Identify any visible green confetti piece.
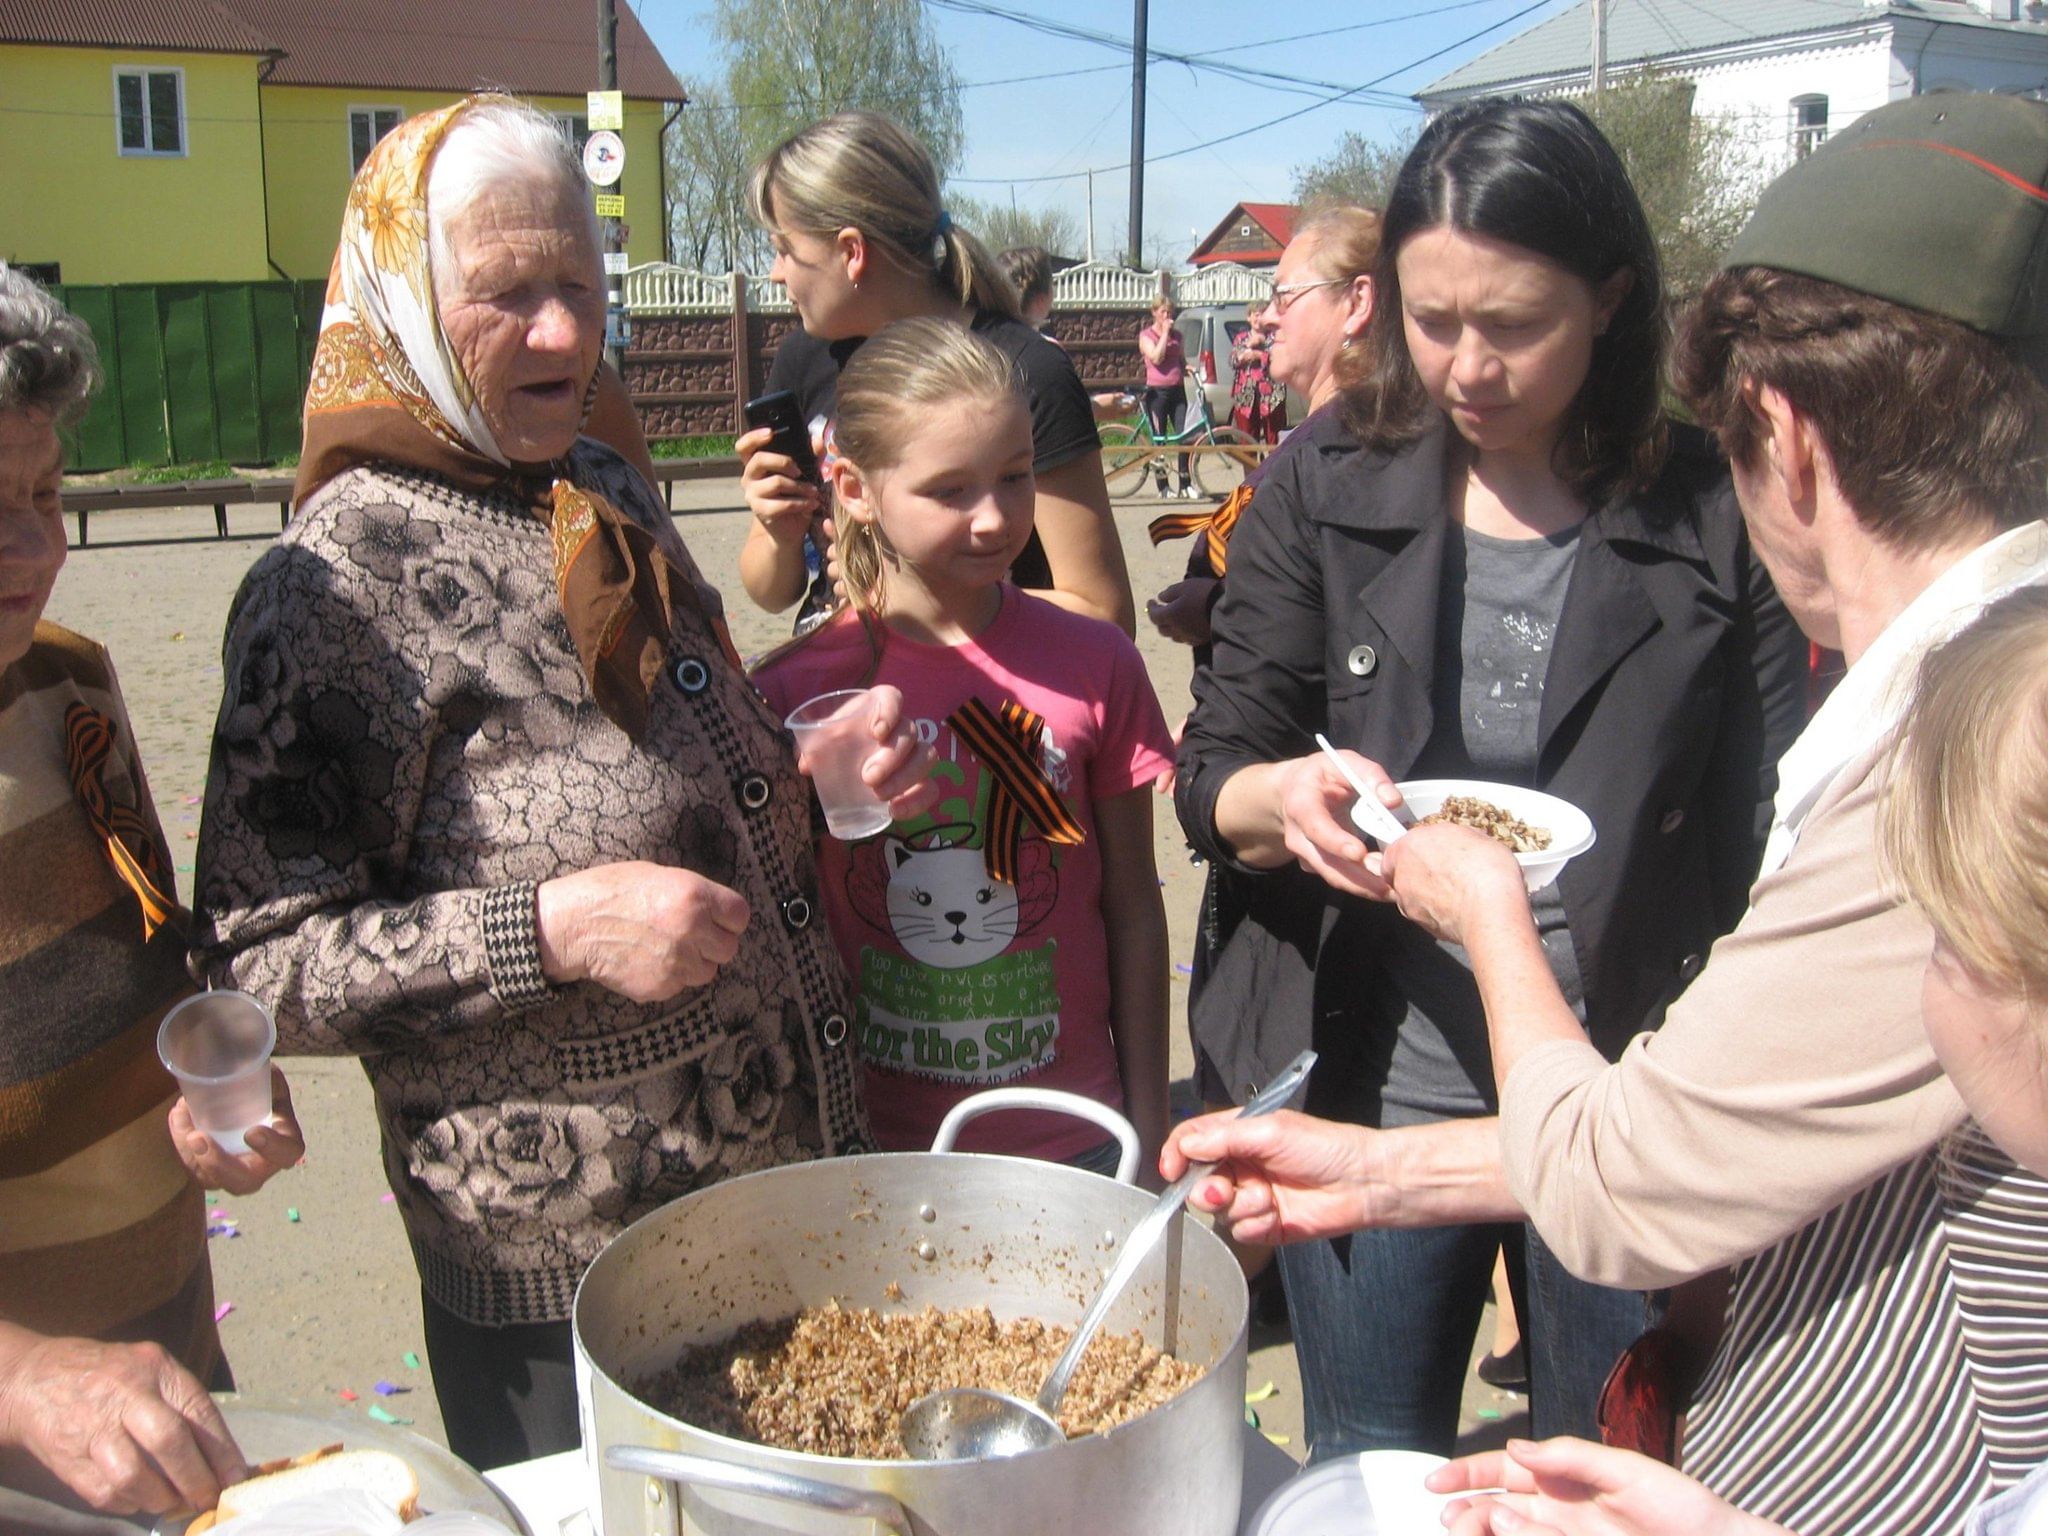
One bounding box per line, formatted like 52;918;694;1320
1245;1407;1261;1429
1477;1408;1503;1420
286;1207;300;1223
205;1195;219;1207
366;1404;412;1426
402;1351;421;1370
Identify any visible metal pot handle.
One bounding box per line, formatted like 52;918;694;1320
929;1089;1142;1184
605;1444;913;1535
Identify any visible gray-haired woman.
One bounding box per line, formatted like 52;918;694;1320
190;97;930;1467
0;270;303;1531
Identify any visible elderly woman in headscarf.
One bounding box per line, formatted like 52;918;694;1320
191;95;929;1469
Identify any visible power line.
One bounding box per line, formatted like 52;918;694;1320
949;0;1560;185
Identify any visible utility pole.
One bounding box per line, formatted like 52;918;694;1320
1590;0;1608;93
1127;0;1147;269
1086;169;1096;263
598;0;623;373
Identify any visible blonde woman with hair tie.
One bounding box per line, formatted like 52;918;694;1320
736;112;1135;637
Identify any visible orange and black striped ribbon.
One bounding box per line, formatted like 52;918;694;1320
63;702;178;942
945;697;1086;885
1146;481;1253;577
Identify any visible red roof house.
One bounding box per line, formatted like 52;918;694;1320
1189;202;1298;268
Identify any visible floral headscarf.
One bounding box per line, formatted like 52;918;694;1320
296;96;681;740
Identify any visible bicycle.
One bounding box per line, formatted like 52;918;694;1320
1098;385;1259;501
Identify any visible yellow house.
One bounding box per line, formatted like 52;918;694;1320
1;0;685;286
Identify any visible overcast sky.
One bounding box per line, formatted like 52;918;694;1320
636;0;1582;264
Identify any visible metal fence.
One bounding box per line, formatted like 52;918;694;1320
620;260;1274;316
55;280;323;473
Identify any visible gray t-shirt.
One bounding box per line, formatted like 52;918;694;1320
1378;523;1589;1126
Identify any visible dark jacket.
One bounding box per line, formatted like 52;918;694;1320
1175;412;1808;1125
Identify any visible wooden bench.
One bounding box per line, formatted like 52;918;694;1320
645;454;741;513
63;476;296;548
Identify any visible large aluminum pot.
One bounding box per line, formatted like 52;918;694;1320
574;1091;1250;1536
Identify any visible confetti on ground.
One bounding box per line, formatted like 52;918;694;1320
1263;1433;1292;1447
170;631;186;641
338;1389;358;1403
286;1207;300;1223
183;796;200;805
402;1351;421;1370
1245;1382;1278;1404
379;1192;396;1204
205;1195;219;1207
1173;963;1193;975
214;1302;234;1322
366;1405;412;1426
1477;1408;1503;1420
177;864;193;873
374;1381;405;1396
1245;1408;1260;1429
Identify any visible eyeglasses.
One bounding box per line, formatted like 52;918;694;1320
1267;277;1344;316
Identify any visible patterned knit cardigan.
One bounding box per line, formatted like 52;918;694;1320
192;443;871;1325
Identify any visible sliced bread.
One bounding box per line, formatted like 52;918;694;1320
192;1446;420;1529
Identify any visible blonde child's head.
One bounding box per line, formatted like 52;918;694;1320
829;316;1033;617
1884;585;2048;999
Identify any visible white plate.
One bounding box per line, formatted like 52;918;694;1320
1368;779;1595;893
1245;1448;1451;1535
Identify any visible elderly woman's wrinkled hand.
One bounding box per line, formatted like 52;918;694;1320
1273;750;1398;901
170;1066;305;1197
1429;1438;1786;1536
534;864;752;1004
737;425;823;541
1380;824;1530;948
1160;1109;1383;1246
0;1324;246;1516
855;684;944;822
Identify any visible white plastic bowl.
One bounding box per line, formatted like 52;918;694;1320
1360;779;1595;893
1247;1448;1452;1535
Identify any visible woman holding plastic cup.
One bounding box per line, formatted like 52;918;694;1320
0;266;303;1531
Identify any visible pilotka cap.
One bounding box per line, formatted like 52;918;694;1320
1727;92;2048;368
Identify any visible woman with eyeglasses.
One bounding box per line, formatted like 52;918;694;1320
1172;99;1807;1458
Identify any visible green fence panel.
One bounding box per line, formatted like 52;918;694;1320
158;286;223;464
51;286;127;472
110;287;172;469
206;287;264;465
250;284;306;460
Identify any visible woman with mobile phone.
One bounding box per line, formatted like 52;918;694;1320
735;112;1135;636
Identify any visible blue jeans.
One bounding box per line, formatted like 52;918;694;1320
1277;1221;1651;1461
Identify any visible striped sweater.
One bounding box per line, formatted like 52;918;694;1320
0;622;218;1377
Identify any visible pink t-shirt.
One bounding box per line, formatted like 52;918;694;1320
1142;323;1185;389
754;591;1175;1160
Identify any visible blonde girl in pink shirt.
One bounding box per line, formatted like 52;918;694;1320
754;316;1175;1179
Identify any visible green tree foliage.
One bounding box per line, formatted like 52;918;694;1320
665;0;965;273
947;194;1083;262
1288;76;1761;299
1292;127;1417;215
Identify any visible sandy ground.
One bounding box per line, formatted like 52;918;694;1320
41;481;1527;1477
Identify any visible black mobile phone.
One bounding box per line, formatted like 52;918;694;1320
743;389;823;486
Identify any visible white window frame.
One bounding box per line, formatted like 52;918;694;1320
113;65;187;158
1791;94;1829;161
347;104;405;173
553;112;591;156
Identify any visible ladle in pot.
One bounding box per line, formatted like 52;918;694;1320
900;1049;1317;1462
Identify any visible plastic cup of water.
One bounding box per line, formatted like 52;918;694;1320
785;688;894;841
157;990;276;1154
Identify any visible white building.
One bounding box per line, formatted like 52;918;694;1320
1418;0;2048;178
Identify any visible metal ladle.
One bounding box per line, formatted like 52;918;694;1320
900;1049;1317;1462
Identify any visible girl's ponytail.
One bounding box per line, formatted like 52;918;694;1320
750;112;1022;323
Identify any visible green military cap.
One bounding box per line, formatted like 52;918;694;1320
1728;92;2048;369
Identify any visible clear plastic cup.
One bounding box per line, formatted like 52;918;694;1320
785;688;893;841
157;990;276;1154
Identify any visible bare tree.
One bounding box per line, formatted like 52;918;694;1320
665;76;771;274
947;194;1083;262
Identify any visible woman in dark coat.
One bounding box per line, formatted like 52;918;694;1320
1174;100;1807;1459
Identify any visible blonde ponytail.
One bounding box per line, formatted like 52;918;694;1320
749;112;1021;322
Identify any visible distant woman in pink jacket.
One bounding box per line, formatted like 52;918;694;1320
1137;297;1193;498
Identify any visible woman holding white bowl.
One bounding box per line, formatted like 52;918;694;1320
1172;98;1806;1458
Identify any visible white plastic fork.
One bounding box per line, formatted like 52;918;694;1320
1313;732;1412;847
